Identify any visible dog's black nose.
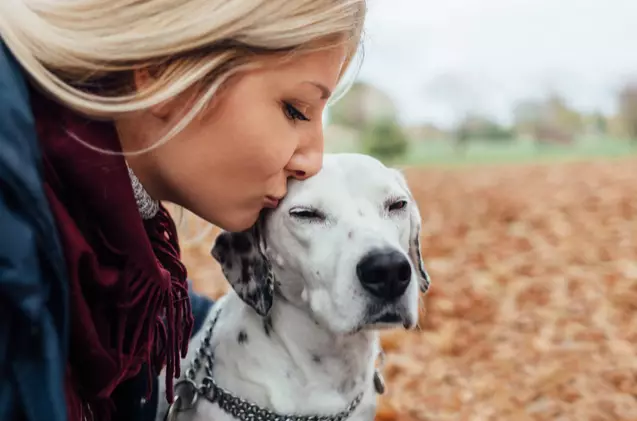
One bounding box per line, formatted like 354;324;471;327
356;249;412;300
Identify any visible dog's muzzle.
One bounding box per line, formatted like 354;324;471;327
356;248;412;301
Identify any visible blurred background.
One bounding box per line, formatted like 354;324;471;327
177;1;637;420
323;0;637;165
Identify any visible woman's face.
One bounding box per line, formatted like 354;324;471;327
120;45;348;232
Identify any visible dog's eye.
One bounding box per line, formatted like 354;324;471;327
289;207;325;221
388;200;408;212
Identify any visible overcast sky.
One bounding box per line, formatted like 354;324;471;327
351;0;637;127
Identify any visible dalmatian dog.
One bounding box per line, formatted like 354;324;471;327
156;153;431;421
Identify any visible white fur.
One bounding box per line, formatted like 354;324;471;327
156;153;425;421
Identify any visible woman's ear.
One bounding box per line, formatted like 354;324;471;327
132;68;173;120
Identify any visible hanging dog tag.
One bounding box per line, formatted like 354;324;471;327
164;396;182;421
373;347;386;395
165;379;199;421
373;369;386;395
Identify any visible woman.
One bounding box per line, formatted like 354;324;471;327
0;1;366;421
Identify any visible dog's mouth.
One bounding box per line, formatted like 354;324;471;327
358;304;414;332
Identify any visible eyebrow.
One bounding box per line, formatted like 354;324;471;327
304;81;332;100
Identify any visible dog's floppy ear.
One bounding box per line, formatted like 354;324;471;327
210;218;274;317
392;169;431;293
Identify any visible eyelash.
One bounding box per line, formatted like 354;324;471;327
283;102;310;122
289;206;326;223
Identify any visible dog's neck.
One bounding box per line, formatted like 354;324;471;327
206;291;379;419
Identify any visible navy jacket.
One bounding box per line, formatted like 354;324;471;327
0;42;213;421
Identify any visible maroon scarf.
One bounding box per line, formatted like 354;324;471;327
30;89;193;421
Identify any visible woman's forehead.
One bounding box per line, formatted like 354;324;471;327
259;46;348;89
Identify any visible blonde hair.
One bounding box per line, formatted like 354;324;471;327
0;0;366;155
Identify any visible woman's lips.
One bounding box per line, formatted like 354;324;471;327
263;196;281;209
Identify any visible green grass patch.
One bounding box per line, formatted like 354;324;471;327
329;137;637;168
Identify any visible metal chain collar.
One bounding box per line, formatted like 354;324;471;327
165;307;374;421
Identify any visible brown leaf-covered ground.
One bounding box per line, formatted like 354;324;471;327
173;156;637;421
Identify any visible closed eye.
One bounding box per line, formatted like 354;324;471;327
387;199;408;212
283;102;310;122
289;206;325;222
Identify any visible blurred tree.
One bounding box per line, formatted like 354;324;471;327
533;124;574;146
606;113;627;138
581;111;608;136
618;83;637;142
327;82;397;130
457;114;514;142
512;94;581;144
360;118;409;162
545;94;583;135
512;100;544;138
403;123;448;143
594;113;608;135
453;125;469;156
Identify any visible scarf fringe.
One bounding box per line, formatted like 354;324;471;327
44;192;193;421
144;206;193;404
33;87;193;421
79;206;193;420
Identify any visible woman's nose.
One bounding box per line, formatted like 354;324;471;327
286;145;323;180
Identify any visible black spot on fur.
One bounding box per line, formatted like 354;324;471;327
312;355;322;364
263;317;273;337
232;233;253;254
348;231;353;239
237;330;248;344
211;234;234;265
338;378;356;394
214;234;230;250
254;257;270;280
240;258;251;283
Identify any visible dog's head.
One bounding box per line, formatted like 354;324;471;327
211;153;430;334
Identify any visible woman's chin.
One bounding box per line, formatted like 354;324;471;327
214;208;261;233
